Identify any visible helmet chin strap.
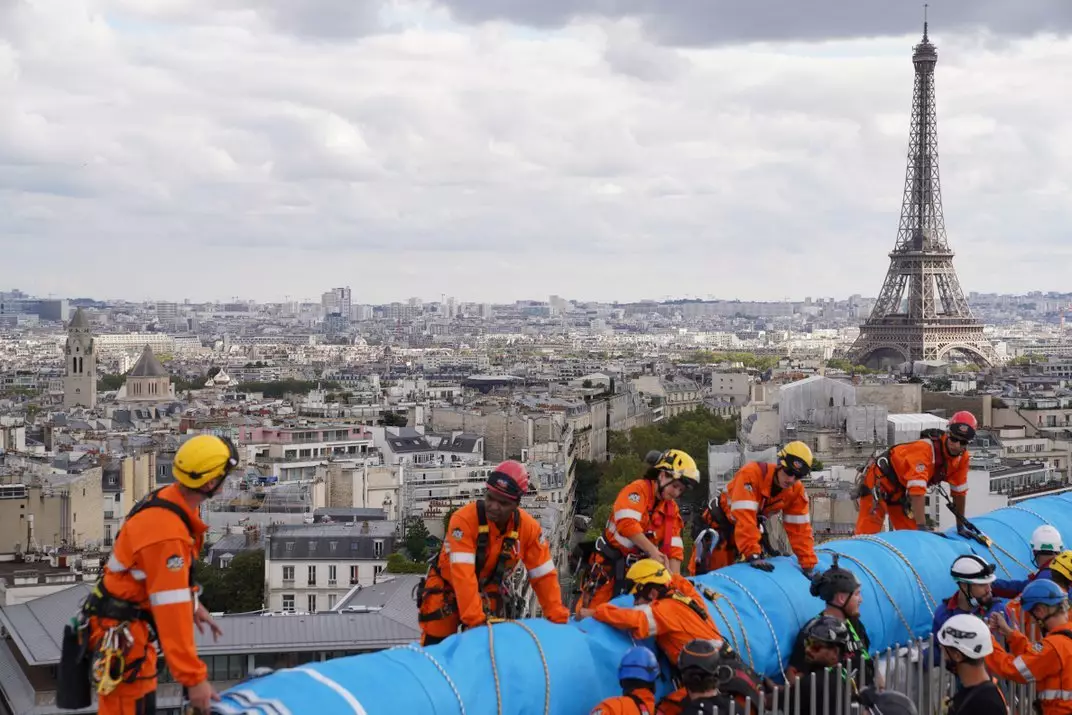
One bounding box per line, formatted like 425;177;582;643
959;583;989;610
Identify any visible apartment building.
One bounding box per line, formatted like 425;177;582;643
263;521;398;613
239;424;375;482
0;465;105;551
100;452;156;546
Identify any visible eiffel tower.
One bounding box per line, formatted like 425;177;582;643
848;20;999;370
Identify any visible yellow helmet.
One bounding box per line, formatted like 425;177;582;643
1050;551;1072;582
174;434;239;489
652;449;701;484
777;441;813;478
626;558;673;593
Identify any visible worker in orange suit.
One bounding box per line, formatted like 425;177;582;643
416;460;570;646
587;646;660;715
578;559;724;669
986;579;1072;715
854;411;976;535
575;449;700;615
695;441;819;578
77;434;235;715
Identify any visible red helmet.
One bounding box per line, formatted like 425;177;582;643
486;460;529;502
948;411;978;442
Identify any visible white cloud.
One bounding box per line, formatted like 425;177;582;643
2;0;1071;303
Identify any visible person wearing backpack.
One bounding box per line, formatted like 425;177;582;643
588;646;660;715
935;613;1009;715
986;579;1072;715
60;435;234;715
854;411;976;535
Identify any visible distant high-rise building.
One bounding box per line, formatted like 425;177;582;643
321;287;352;318
64;308;97;409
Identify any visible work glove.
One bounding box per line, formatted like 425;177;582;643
746;555;774;572
801;566;819;582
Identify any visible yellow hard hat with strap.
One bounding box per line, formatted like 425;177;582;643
1050;550;1072;582
625;558;672;593
777;441;813;479
652;449;701;484
173;434;240;489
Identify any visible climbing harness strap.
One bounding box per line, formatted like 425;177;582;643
669;592;710;622
417;500;521;623
626;693;651;715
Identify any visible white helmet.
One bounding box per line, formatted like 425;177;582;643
936;613;993;659
950;554;996;585
1031;525;1064;554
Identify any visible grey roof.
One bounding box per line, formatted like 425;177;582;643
127;344;169;378
0;582;420;667
442;434;481;453
0;640;36;714
67;308;89;330
335;574;421;631
267;522;398;560
312;507;388;521
386;435;433;453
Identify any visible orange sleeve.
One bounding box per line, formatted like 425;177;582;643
664;504;684;561
445;509;486;628
890;440;934;496
782;483;817;569
520;515;569;623
610;480;650;542
139;539;206;687
985;632;1064;684
727;464;763;560
947;450;970;494
593;601;655;640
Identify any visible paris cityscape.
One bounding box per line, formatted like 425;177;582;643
3;2;1072;714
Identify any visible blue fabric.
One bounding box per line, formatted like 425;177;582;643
212;492;1072;715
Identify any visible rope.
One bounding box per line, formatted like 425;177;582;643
986;540;1033;577
854;535;939;616
817;549;914;643
706;571;787;683
396;644;467;715
702;587;754;671
487;620;551;715
1004;504;1049;524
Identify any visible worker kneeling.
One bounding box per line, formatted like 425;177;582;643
579;559;724;669
576;449;699;614
693;441;818;578
416;460;570;646
986;580;1072;715
57;435;234;715
587;646;660;715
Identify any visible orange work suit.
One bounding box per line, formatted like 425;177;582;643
89;485;208;715
985;623;1072;715
855;435;969;534
418;500;569;645
656;688;688;715
589;689;657;715
592;574;724;666
704;463;817;572
576;478;685;614
1005;597;1045;643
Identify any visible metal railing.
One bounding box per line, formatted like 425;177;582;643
666;633;1036;714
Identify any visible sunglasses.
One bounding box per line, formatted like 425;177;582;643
948;437;970;446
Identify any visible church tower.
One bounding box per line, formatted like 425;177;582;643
63;308;98;409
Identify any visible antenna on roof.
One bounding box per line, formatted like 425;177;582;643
922;3;929;41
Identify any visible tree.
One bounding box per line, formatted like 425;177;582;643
195;549;265;613
387;552;428;574
582;379;593;388
382;411;408;427
404;517;431;561
811;457;825;471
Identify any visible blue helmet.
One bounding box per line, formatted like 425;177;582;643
618;646;659;683
1021;579;1068;611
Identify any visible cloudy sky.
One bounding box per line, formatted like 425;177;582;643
3;1;1071;304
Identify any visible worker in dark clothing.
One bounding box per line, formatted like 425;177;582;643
784;616;856;715
790;556;877;686
935;613;1009;715
674;640;735;715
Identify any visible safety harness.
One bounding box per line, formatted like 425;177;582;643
416;500;522;623
858;429;947;510
701;464;782;568
80;488;197;695
578;480;667;608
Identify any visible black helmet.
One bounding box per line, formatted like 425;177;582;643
809;556;861;603
677;638;721;676
802;615;849;648
858;687;918;715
